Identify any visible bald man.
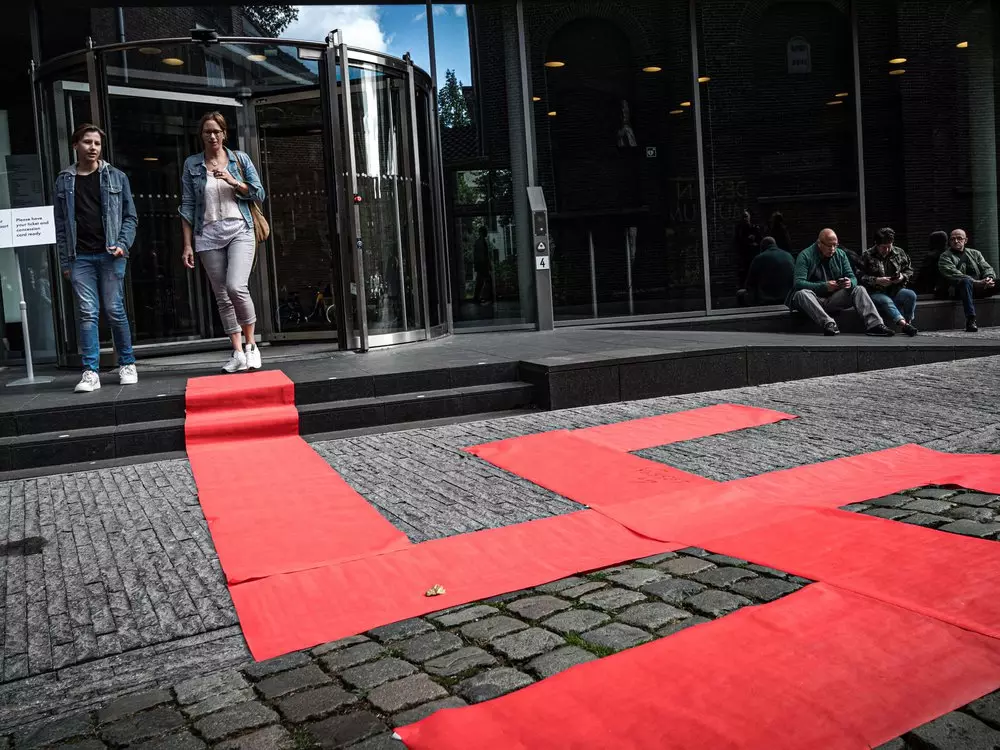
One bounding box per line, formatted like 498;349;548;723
786;228;893;336
938;228;995;332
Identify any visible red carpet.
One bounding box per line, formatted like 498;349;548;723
185;371;410;585
396;584;1000;750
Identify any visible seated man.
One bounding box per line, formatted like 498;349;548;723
740;236;795;306
938;228;996;332
786;228;893;336
860;227;918;336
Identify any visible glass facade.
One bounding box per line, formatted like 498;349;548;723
5;0;1000;368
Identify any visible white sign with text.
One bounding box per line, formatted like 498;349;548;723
0;207;56;248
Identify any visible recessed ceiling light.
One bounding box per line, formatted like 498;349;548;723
680;101;691;107
889;57;907;64
698;76;711;83
162;58;184;67
143;157;159;162
826;100;844;106
547;111;557;117
544;61;565;68
957;41;969;48
531;96;541;102
247;54;267;62
835;92;849;97
138;47;162;55
669;109;684;115
889;68;906;75
642;66;662;73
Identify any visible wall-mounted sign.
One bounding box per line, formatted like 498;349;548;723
646;146;657;159
787;36;812;74
0;207;55;249
535;255;550;271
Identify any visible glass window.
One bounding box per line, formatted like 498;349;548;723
523;0;705;320
697;0;860;310
857;0;999;289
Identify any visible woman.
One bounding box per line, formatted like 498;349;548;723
179;111;265;373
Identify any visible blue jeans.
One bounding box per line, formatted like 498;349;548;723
70;253;135;372
870;288;917;324
955;277;996;318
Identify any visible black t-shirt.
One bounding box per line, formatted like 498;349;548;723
74;170;105;254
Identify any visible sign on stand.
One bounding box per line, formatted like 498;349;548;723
3;206;57;387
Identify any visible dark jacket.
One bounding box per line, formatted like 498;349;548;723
859;244;914;298
938;247;996;284
787;242;857;307
745;248;795;305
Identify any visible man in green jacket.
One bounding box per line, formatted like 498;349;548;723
937;228;996;332
786;228;893;336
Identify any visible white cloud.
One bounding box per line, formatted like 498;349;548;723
416;5;452;22
434;5;448;15
282;6;390;52
453;4;467;17
414;10;426;22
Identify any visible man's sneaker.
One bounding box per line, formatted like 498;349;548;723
244;343;262;371
222;350;248;374
866;323;895;337
74;371;101;393
899;322;919;337
119;364;138;385
966;317;979;333
823;323;840;336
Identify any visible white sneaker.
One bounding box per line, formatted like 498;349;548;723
244;343;262;371
119;364;138;385
222;350;248;374
74;370;101;393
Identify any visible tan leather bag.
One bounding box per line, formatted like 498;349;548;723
236;153;269;244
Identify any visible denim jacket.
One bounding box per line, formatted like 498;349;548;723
179;149;265;235
54;161;138;272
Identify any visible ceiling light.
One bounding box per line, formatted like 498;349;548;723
889;68;906;76
544;61;565;68
547;111;557;117
957;41;969;48
835;92;849;97
826;100;844;106
162;58;184;67
643;66;662;73
698;76;711;83
138;47;162;55
532;96;541;102
889;57;907;64
680;101;691;107
143;157;159;162
247;54;267;62
669;109;684;115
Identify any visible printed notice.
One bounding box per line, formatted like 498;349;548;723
0;210;12;249
8;206;56;248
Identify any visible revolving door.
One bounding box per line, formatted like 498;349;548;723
33;32;449;365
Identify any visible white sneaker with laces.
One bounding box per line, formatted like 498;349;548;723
244;343;262;371
119;364;138;385
222;350;248;374
74;370;101;393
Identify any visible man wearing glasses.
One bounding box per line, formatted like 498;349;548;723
938;229;995;332
787;228;893;336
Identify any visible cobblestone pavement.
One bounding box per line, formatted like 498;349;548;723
3;355;1000;744
923;325;1000;339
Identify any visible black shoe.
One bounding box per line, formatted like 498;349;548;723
824;323;840;336
966;317;979;333
899;322;919;337
866;324;895;337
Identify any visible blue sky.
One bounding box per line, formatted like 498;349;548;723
280;5;472;87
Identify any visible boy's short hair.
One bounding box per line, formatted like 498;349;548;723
71;124;106;145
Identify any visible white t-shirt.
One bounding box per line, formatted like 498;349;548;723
196;172;246;253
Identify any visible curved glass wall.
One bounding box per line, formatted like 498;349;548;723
33;36;447;365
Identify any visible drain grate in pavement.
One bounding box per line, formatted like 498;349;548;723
840;486;1000;540
0;536;47;557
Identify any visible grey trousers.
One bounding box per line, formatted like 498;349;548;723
791;287;883;330
199;232;257;334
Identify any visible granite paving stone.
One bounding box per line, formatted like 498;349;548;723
276;684;358;722
132;731;206;750
950;493;999;507
423;646;497;677
660;558;716;577
392;697;469;727
534;577;586;594
731;577;803;602
505;596;572;621
581;623;653;652
99;706;185;746
542;609;612;635
366;619;434;643
339;658;417;691
617;602;692;630
657;615;711;638
905;711;1000;748
939;520;1000;539
396;631;463;663
243;653;312;681
427;605;498;628
603;568;669;590
868;495;911;508
966;691;1000;728
528;646;598;679
193;701;279;743
254;664;330;700
456;668;535;703
96;689;172;725
901;513;952;529
641;578;706;604
366;674;449;713
310;635;370;657
943;506;996;523
559;582;608;599
691;567;758;589
306;711;387;749
215;725;293;750
18;713;94;749
686;590;753;618
578;588;647;612
459;616;529;643
320;643;385;672
863;508;913;521
901;498;955;514
490;628;565;661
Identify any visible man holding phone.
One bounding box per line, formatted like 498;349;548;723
54;123;138;392
860;227;918;336
937;229;996;332
786;227;893;336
